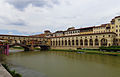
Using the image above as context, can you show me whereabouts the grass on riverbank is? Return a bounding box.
[49,49,120,56]
[11,47,41,50]
[49,49,75,52]
[10,47,24,50]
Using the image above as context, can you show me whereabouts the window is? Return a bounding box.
[116,29,118,32]
[72,40,74,46]
[111,22,115,24]
[76,40,78,46]
[116,25,118,28]
[118,19,120,22]
[59,40,60,46]
[65,40,67,46]
[62,40,64,46]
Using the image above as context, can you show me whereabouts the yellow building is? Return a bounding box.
[47,16,120,49]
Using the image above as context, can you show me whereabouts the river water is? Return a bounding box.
[4,50,120,77]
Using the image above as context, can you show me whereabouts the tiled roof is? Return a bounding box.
[0,34,45,38]
[30,34,46,37]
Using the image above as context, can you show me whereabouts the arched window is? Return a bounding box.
[51,41,52,46]
[62,40,64,46]
[8,40,12,44]
[101,38,107,46]
[20,40,22,44]
[53,41,55,46]
[113,38,117,46]
[68,40,71,46]
[23,40,26,44]
[15,40,17,43]
[80,39,83,45]
[59,40,60,46]
[65,40,67,46]
[72,40,74,46]
[95,39,99,46]
[85,39,88,46]
[76,39,78,46]
[89,39,93,46]
[56,40,58,46]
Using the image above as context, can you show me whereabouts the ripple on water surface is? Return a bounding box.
[5,50,120,77]
[10,65,47,77]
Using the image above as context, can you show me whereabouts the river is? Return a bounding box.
[4,50,120,77]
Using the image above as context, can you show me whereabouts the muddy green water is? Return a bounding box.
[5,50,120,77]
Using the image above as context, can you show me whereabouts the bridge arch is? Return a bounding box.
[9,43,33,51]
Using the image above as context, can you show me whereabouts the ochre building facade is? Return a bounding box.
[47,16,120,50]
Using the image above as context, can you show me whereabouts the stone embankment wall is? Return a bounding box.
[0,64,12,77]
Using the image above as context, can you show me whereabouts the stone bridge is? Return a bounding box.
[0,34,51,51]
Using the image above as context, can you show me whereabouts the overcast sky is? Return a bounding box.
[0,0,120,35]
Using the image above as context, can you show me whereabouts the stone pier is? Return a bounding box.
[0,64,12,77]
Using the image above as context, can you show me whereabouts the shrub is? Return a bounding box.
[99,46,120,52]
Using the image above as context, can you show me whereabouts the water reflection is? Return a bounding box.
[5,50,120,77]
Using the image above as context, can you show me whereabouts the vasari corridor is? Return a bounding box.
[0,0,120,77]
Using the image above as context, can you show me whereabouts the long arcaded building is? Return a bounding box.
[39,16,120,50]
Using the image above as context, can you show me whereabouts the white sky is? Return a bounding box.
[0,0,120,35]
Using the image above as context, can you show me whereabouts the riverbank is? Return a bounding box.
[10,47,120,56]
[10,47,41,50]
[0,54,22,77]
[10,47,24,50]
[2,64,22,77]
[0,64,12,77]
[49,49,120,56]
